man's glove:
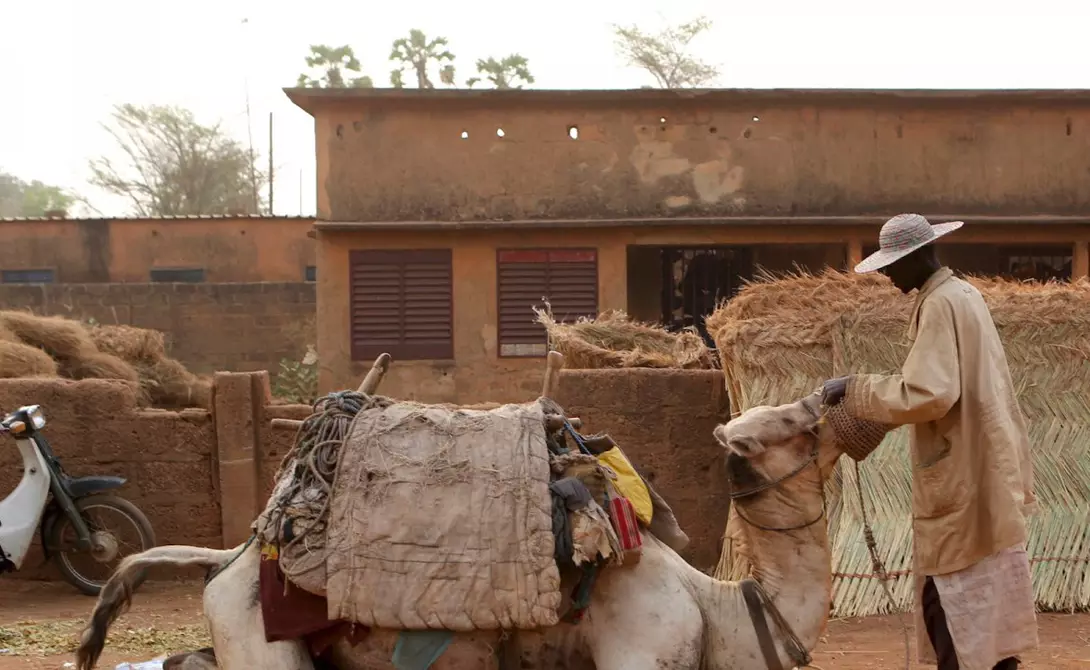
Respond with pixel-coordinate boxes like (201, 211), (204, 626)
(821, 376), (851, 406)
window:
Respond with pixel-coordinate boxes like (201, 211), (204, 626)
(497, 248), (598, 357)
(150, 268), (205, 283)
(999, 246), (1072, 282)
(304, 265), (317, 282)
(1, 269), (55, 284)
(349, 249), (453, 361)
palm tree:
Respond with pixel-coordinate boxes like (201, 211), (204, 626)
(297, 44), (373, 88)
(389, 29), (455, 89)
(465, 54), (534, 89)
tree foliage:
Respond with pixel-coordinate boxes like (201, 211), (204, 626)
(0, 171), (78, 217)
(88, 104), (267, 217)
(465, 55), (534, 89)
(613, 16), (719, 88)
(297, 44), (373, 88)
(389, 29), (456, 89)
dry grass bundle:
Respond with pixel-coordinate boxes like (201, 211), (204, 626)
(534, 307), (716, 370)
(0, 340), (59, 378)
(89, 324), (167, 364)
(0, 311), (209, 409)
(0, 310), (97, 360)
(710, 270), (1090, 616)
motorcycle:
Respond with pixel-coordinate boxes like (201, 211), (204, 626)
(0, 404), (156, 595)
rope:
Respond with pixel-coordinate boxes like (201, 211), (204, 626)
(205, 534), (255, 585)
(853, 458), (911, 670)
(261, 390), (391, 578)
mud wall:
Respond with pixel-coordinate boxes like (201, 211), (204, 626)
(0, 282), (316, 375)
(555, 369), (731, 572)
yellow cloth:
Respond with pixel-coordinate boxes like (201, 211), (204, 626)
(596, 447), (653, 524)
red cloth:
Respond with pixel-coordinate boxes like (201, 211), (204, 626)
(258, 545), (369, 657)
(607, 494), (643, 563)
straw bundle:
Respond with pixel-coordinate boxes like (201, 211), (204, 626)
(0, 313), (210, 409)
(710, 270), (1090, 616)
(534, 307), (716, 369)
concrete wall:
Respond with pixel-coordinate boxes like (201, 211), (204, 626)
(0, 282), (316, 375)
(1, 369), (732, 580)
(0, 216), (314, 283)
(305, 91), (1090, 220)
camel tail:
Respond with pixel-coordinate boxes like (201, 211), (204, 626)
(76, 544), (241, 670)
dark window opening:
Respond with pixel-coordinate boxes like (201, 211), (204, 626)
(863, 243), (1073, 282)
(1, 269), (55, 284)
(349, 249), (453, 361)
(150, 268), (205, 283)
(304, 265), (317, 282)
(658, 247), (754, 348)
(497, 248), (598, 358)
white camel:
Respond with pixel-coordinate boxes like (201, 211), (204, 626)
(77, 391), (847, 670)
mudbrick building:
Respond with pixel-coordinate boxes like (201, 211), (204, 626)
(287, 87), (1090, 402)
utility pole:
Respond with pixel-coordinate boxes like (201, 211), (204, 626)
(268, 112), (274, 213)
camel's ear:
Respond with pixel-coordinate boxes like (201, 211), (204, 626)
(714, 425), (765, 458)
(728, 435), (765, 458)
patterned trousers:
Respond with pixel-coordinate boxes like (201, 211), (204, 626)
(922, 577), (1020, 670)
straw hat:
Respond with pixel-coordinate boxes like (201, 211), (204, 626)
(854, 213), (964, 274)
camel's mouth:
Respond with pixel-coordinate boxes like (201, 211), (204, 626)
(724, 451), (767, 496)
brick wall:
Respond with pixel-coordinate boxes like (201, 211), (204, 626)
(555, 369), (732, 572)
(0, 282), (316, 375)
(3, 369), (732, 583)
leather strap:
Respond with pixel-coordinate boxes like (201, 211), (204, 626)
(741, 579), (785, 670)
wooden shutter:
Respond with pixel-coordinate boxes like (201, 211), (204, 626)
(497, 249), (598, 357)
(349, 249), (453, 361)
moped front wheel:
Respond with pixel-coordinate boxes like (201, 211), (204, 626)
(48, 494), (157, 596)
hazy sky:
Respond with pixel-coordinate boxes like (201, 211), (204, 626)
(1, 0), (1087, 217)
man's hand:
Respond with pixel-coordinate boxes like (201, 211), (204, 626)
(821, 376), (850, 406)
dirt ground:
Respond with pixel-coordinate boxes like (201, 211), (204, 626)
(1, 579), (1087, 669)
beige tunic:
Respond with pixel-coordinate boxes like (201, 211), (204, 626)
(843, 267), (1038, 666)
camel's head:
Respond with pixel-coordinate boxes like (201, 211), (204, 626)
(712, 393), (841, 528)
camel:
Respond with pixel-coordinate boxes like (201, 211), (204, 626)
(77, 384), (847, 669)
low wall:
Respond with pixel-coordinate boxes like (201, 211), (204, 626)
(555, 369), (731, 572)
(2, 368), (731, 581)
(0, 282), (315, 376)
(0, 378), (217, 579)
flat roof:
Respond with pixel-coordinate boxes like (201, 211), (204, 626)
(0, 214), (313, 223)
(313, 214), (1090, 232)
(285, 87), (1090, 116)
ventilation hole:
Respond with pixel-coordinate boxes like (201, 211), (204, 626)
(743, 128), (752, 139)
(460, 130), (469, 139)
(496, 128), (505, 138)
(752, 115), (760, 122)
(567, 126), (579, 139)
(709, 126), (718, 134)
(1066, 119), (1072, 136)
(659, 117), (667, 124)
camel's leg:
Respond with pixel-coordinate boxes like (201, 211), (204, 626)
(582, 540), (705, 670)
(203, 541), (314, 670)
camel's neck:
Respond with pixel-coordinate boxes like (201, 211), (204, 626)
(743, 517), (832, 652)
(687, 467), (833, 668)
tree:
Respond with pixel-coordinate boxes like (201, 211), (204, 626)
(613, 16), (719, 88)
(465, 55), (534, 89)
(296, 44), (373, 88)
(0, 171), (78, 217)
(88, 104), (267, 216)
(389, 29), (456, 89)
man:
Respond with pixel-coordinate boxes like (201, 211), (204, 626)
(821, 213), (1038, 670)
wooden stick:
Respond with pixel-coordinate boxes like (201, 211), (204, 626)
(541, 351), (565, 399)
(270, 418), (302, 430)
(544, 415), (582, 433)
(271, 353), (393, 431)
(358, 352), (392, 394)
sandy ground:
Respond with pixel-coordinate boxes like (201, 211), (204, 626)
(1, 579), (1087, 669)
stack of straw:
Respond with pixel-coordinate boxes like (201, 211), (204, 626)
(708, 269), (1090, 616)
(534, 307), (717, 370)
(0, 312), (211, 409)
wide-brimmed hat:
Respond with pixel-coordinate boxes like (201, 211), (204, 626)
(854, 213), (964, 274)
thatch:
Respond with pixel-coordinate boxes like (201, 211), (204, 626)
(0, 314), (210, 409)
(534, 307), (717, 370)
(710, 269), (1090, 616)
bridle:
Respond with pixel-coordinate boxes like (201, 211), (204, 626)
(726, 401), (827, 533)
(722, 397), (826, 670)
